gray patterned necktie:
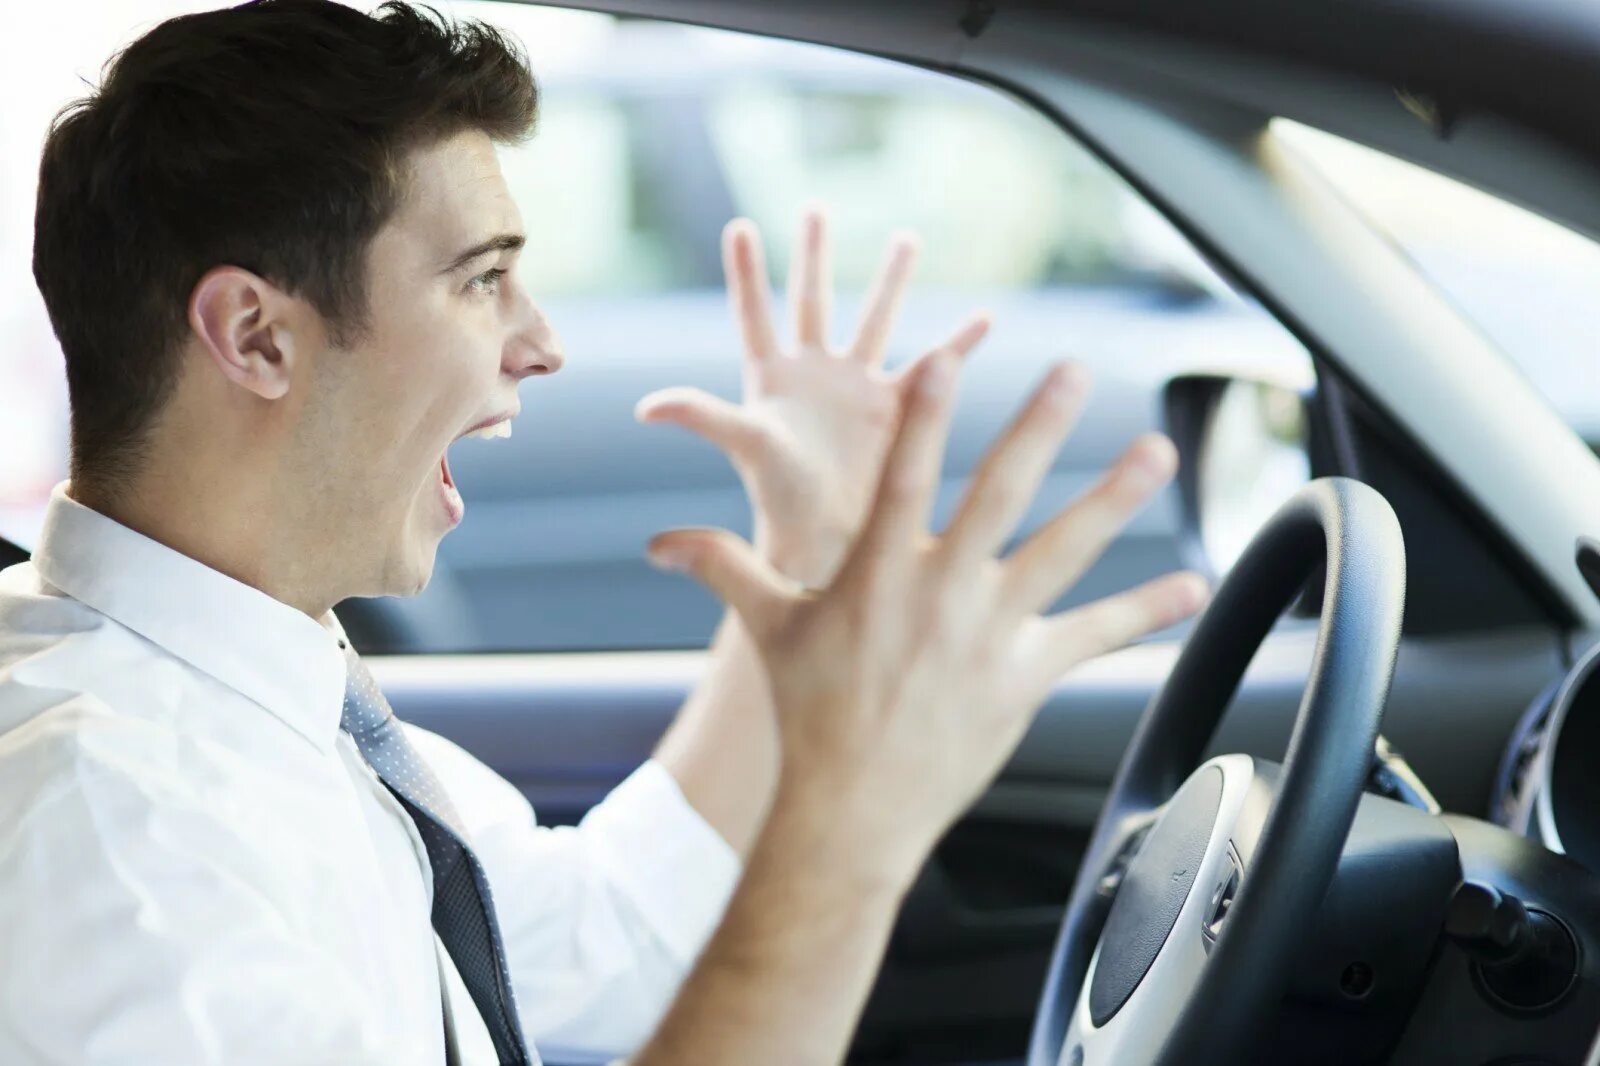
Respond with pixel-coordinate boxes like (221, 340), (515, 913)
(341, 643), (535, 1066)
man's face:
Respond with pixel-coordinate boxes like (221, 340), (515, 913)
(306, 129), (561, 599)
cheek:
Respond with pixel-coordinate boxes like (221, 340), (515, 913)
(352, 292), (501, 466)
(392, 289), (499, 381)
(391, 342), (489, 485)
(368, 324), (465, 417)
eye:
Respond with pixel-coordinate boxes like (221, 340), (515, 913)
(465, 267), (508, 296)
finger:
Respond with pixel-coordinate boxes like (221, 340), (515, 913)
(889, 313), (992, 385)
(940, 361), (1090, 568)
(1001, 433), (1179, 616)
(841, 351), (962, 585)
(635, 387), (765, 463)
(722, 219), (781, 361)
(647, 528), (796, 640)
(1034, 570), (1210, 675)
(788, 205), (832, 350)
(848, 231), (920, 365)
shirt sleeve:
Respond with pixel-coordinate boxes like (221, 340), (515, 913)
(0, 727), (399, 1066)
(406, 728), (742, 1064)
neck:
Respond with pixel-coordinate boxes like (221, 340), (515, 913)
(72, 446), (342, 624)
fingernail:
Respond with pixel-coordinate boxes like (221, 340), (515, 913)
(1177, 572), (1212, 613)
(648, 546), (693, 573)
(1122, 465), (1156, 494)
(1132, 435), (1177, 482)
(1123, 457), (1166, 493)
(1047, 361), (1083, 399)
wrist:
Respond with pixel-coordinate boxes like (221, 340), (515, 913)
(760, 768), (937, 900)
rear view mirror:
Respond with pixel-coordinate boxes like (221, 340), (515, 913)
(1165, 375), (1312, 579)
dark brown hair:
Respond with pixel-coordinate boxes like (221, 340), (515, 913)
(32, 0), (537, 500)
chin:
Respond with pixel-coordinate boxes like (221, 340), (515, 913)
(377, 485), (450, 598)
(373, 524), (440, 600)
(398, 541), (439, 598)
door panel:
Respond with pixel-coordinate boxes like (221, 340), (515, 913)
(373, 622), (1563, 1062)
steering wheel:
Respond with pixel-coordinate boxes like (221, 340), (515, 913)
(1026, 477), (1406, 1065)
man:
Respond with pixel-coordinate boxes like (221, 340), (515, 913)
(0, 1), (1206, 1063)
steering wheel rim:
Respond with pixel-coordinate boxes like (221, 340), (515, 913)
(1027, 477), (1406, 1066)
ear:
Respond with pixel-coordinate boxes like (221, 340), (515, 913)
(186, 266), (300, 401)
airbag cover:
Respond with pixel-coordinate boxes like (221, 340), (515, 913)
(1088, 765), (1224, 1026)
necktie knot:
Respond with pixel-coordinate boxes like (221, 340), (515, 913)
(341, 645), (397, 739)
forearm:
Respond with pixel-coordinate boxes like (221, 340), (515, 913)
(633, 784), (917, 1066)
(652, 614), (779, 858)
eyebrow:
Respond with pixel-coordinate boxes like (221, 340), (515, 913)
(441, 233), (525, 274)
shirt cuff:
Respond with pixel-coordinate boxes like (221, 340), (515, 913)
(577, 759), (742, 967)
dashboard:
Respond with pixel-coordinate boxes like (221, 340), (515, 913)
(1494, 638), (1600, 875)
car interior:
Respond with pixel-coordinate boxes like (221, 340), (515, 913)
(6, 0), (1600, 1063)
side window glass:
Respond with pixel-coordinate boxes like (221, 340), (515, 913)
(0, 3), (1317, 653)
(403, 6), (1315, 653)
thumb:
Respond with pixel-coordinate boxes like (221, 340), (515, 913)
(647, 527), (794, 638)
(635, 387), (764, 463)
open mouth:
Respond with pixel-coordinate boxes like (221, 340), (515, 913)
(439, 452), (463, 525)
(437, 411), (517, 527)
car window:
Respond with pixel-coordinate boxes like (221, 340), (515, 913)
(1271, 119), (1600, 445)
(0, 2), (1316, 653)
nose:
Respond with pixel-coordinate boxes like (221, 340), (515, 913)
(506, 299), (565, 380)
(514, 341), (563, 379)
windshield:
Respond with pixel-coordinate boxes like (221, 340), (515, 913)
(1271, 119), (1600, 447)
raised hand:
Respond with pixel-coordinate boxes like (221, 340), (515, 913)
(647, 354), (1209, 874)
(635, 208), (989, 588)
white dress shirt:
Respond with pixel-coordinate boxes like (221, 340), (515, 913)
(0, 483), (740, 1065)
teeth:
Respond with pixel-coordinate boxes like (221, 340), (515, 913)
(469, 421), (513, 441)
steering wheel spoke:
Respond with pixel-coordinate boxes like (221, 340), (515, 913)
(1062, 755), (1258, 1065)
(1093, 809), (1160, 901)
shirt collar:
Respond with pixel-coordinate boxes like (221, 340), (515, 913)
(31, 482), (350, 753)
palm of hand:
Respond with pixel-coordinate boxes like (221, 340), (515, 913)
(641, 212), (1209, 864)
(649, 346), (1207, 863)
(637, 211), (988, 588)
(739, 354), (900, 584)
